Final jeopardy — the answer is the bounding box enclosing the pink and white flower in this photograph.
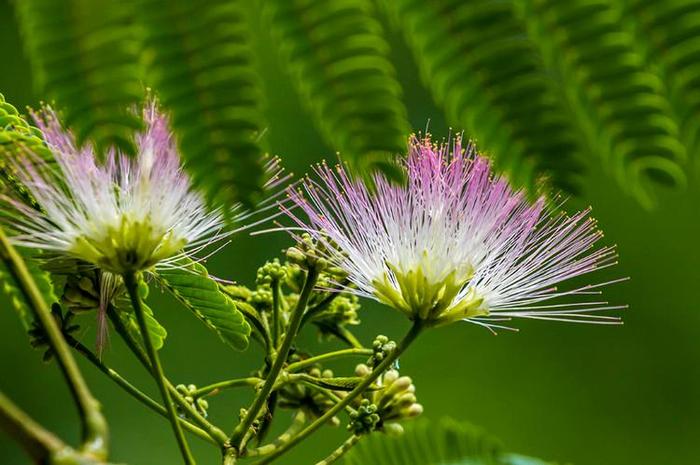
[1,102,283,275]
[284,135,625,331]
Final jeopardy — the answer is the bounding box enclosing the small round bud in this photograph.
[355,363,371,377]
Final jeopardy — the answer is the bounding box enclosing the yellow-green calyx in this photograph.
[70,216,186,274]
[372,262,489,325]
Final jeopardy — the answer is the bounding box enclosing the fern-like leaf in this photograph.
[155,257,251,351]
[0,93,51,209]
[14,0,143,155]
[137,0,267,207]
[515,0,687,206]
[343,418,554,465]
[0,250,58,330]
[388,0,581,193]
[622,0,700,163]
[266,0,411,180]
[0,94,59,328]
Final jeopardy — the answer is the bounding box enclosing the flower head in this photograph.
[2,102,279,275]
[284,135,624,331]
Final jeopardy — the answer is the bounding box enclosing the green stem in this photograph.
[315,435,361,465]
[245,411,306,458]
[123,272,195,465]
[230,266,320,450]
[0,390,65,463]
[223,448,237,465]
[252,321,424,465]
[0,228,108,458]
[297,381,355,415]
[286,348,373,373]
[300,279,349,326]
[107,303,229,446]
[271,278,281,345]
[67,337,214,444]
[193,377,262,398]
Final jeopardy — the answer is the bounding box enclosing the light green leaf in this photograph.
[0,249,58,330]
[120,301,168,351]
[343,418,556,465]
[155,257,251,351]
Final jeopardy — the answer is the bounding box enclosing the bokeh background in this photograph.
[0,1,699,464]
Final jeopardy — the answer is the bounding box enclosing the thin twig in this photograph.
[0,390,65,463]
[315,435,361,465]
[123,272,195,465]
[0,228,108,458]
[229,266,320,450]
[67,337,214,444]
[286,348,372,373]
[252,321,424,465]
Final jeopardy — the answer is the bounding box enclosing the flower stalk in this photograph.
[67,336,215,444]
[192,377,263,398]
[106,303,229,445]
[315,435,362,465]
[230,265,320,451]
[252,320,424,465]
[286,348,374,373]
[123,271,195,465]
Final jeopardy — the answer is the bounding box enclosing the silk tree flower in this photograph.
[2,102,284,276]
[283,135,624,331]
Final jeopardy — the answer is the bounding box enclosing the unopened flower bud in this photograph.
[355,363,371,377]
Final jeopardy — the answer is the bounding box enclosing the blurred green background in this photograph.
[1,1,699,464]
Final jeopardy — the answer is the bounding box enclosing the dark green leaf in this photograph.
[14,0,143,155]
[266,0,410,182]
[343,418,556,465]
[387,0,581,195]
[137,0,267,208]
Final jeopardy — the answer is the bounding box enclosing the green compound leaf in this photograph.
[0,93,52,210]
[137,0,268,208]
[343,418,556,465]
[515,0,687,207]
[388,0,582,195]
[0,95,58,329]
[0,249,59,330]
[120,301,168,351]
[265,0,411,182]
[620,0,700,170]
[155,257,251,351]
[14,0,143,156]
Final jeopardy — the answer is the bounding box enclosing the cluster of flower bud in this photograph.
[309,294,361,329]
[250,287,273,312]
[367,335,397,368]
[175,384,209,419]
[61,273,100,313]
[354,364,423,435]
[277,366,340,426]
[285,233,332,271]
[347,399,380,435]
[256,258,287,286]
[28,303,80,362]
